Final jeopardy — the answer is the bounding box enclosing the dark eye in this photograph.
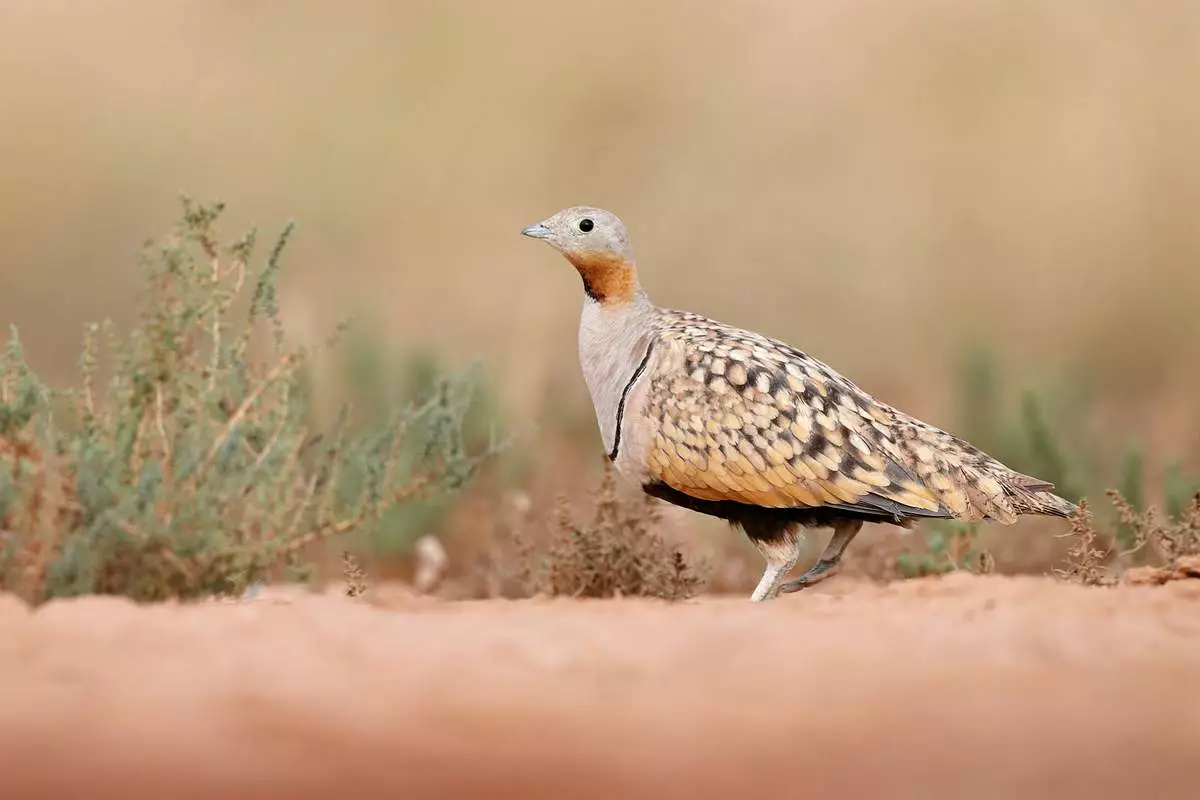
[578,218,594,232]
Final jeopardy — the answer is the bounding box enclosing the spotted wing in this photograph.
[643,313,950,522]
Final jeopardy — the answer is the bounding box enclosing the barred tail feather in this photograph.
[1008,486,1079,518]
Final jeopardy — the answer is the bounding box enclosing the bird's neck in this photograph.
[566,252,642,306]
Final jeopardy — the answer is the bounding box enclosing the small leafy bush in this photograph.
[333,323,507,554]
[0,198,496,604]
[895,520,993,579]
[515,462,706,600]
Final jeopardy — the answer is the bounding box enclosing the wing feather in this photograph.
[638,310,1076,525]
[642,314,951,522]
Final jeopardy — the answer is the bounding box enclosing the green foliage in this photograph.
[895,520,990,579]
[950,345,1200,527]
[882,345,1200,581]
[953,345,1092,504]
[331,319,508,553]
[1115,446,1146,550]
[1164,462,1200,522]
[0,198,499,605]
[1016,391,1086,505]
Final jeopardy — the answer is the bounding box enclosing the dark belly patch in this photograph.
[642,480,915,540]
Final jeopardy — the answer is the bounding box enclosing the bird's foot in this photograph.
[779,558,841,595]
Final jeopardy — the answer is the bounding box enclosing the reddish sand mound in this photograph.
[2,575,1199,799]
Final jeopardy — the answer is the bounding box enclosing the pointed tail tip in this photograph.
[1047,492,1081,518]
[1012,488,1079,519]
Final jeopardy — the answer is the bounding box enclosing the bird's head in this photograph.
[521,206,640,305]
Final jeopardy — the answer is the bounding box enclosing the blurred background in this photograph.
[2,0,1197,586]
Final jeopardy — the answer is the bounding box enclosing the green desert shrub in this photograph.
[0,198,498,604]
[950,345,1199,533]
[890,345,1199,578]
[331,322,509,554]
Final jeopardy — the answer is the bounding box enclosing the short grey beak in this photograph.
[521,222,552,239]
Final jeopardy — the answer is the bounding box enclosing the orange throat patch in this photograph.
[567,253,639,305]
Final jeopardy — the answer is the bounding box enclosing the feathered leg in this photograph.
[779,520,862,594]
[742,519,801,602]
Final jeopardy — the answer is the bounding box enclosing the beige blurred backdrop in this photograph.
[2,0,1198,464]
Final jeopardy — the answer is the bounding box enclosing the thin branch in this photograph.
[279,475,432,557]
[155,383,171,472]
[193,352,296,483]
[208,254,222,392]
[281,473,319,543]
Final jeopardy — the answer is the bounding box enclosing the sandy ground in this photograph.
[2,575,1199,799]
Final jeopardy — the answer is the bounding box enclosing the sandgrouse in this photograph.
[522,206,1077,602]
